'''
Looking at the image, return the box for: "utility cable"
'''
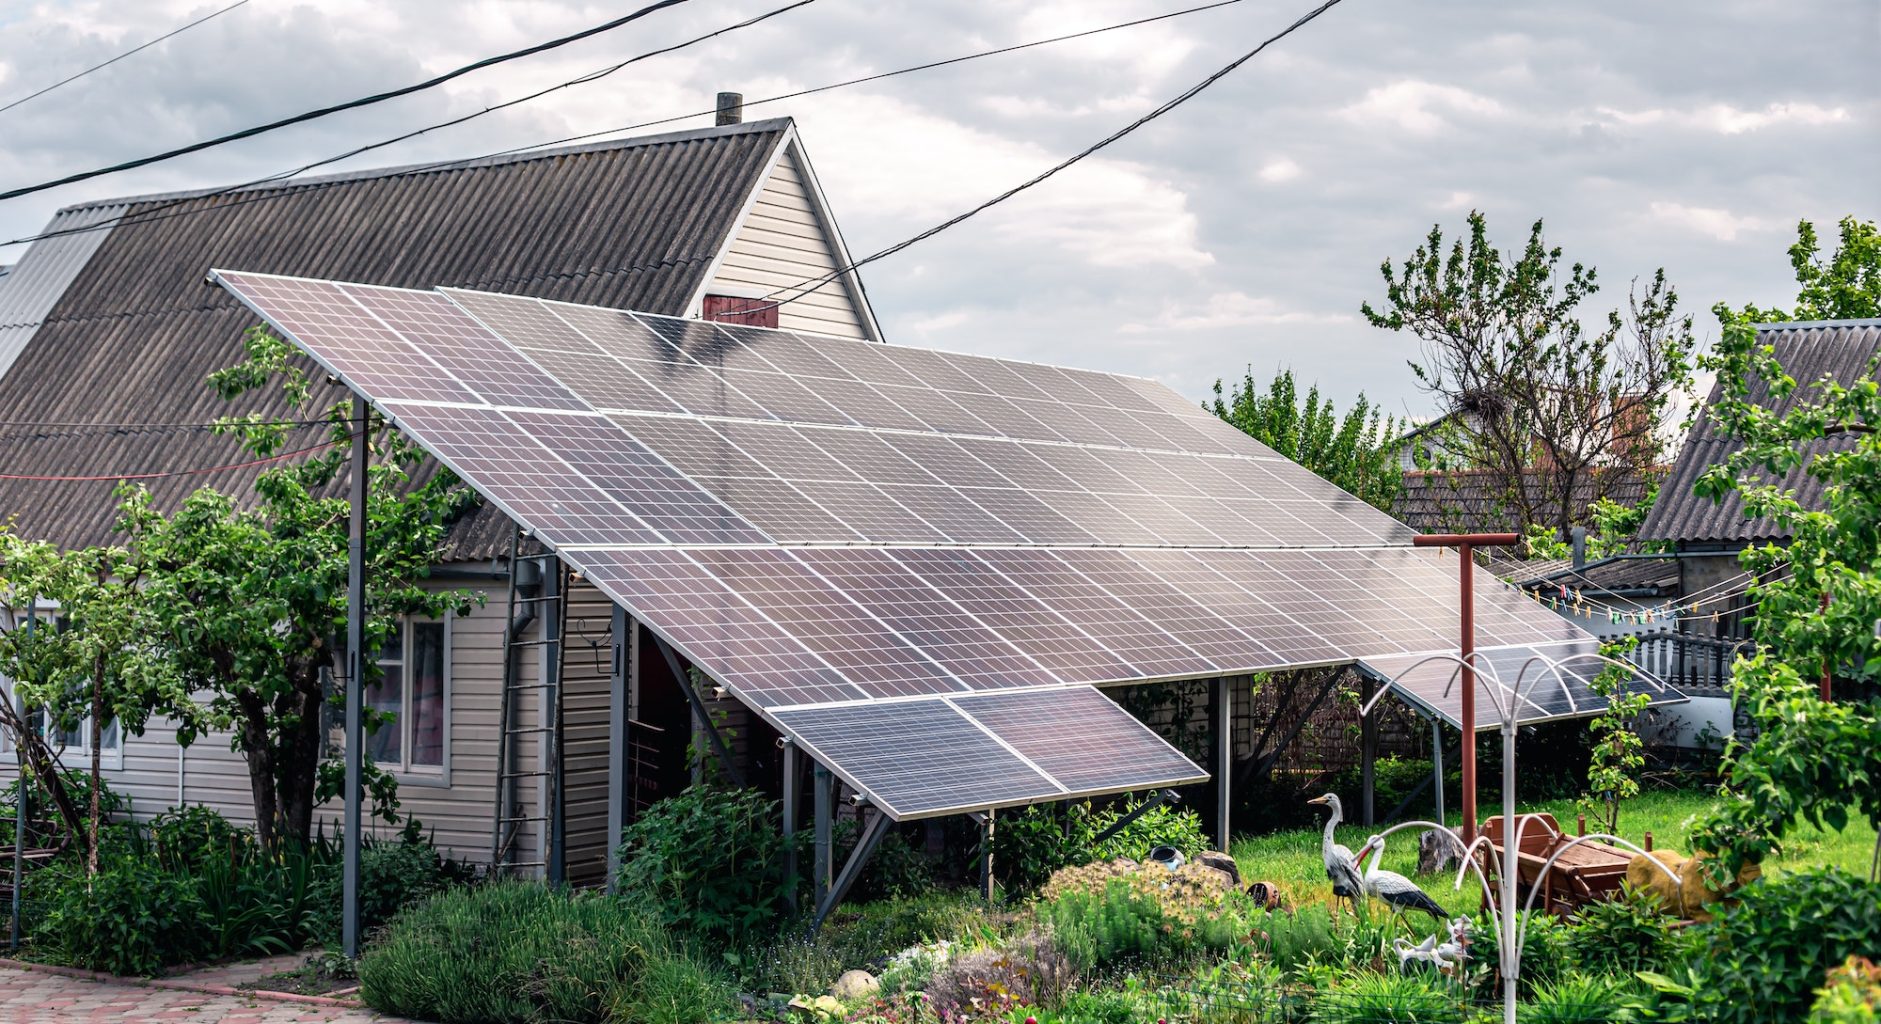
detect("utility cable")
[736,0,1349,316]
[0,0,253,117]
[3,0,1251,248]
[0,0,693,203]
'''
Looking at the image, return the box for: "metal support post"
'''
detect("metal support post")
[543,565,564,886]
[811,809,891,933]
[979,808,996,904]
[10,604,34,950]
[782,741,799,913]
[812,763,832,907]
[1213,677,1231,850]
[605,605,629,893]
[1360,675,1378,826]
[1432,721,1446,825]
[342,396,367,959]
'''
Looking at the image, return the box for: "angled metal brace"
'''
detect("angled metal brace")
[651,633,745,789]
[1236,669,1344,788]
[811,807,892,933]
[1092,788,1182,846]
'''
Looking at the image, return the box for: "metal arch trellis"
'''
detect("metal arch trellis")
[1355,648,1686,1024]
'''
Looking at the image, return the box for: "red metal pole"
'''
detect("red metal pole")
[1460,542,1476,844]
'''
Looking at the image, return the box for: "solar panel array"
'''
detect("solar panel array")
[213,270,1647,819]
[1357,640,1688,732]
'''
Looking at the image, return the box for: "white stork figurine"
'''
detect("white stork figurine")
[1357,832,1451,922]
[1306,793,1364,912]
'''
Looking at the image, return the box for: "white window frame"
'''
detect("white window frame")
[367,615,452,786]
[0,608,124,771]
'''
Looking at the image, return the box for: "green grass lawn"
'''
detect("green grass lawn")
[1230,788,1877,911]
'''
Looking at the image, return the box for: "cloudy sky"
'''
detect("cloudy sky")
[0,0,1875,418]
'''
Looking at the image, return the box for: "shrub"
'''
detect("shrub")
[1157,957,1289,1024]
[29,856,209,975]
[819,891,990,971]
[1566,884,1678,976]
[1244,905,1396,974]
[750,932,845,996]
[1516,974,1642,1024]
[309,828,463,947]
[878,940,955,995]
[991,795,1209,895]
[924,933,1076,1019]
[149,805,252,873]
[1310,969,1466,1024]
[1690,869,1881,1024]
[1811,957,1881,1024]
[615,785,793,944]
[357,881,732,1024]
[193,840,322,959]
[1041,862,1247,972]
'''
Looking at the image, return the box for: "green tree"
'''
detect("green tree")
[0,534,186,872]
[116,326,480,849]
[1728,216,1881,323]
[1688,312,1881,877]
[1362,211,1695,539]
[1208,367,1403,511]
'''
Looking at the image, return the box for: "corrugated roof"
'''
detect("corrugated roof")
[0,120,792,557]
[1639,320,1881,546]
[0,203,125,378]
[1395,466,1662,536]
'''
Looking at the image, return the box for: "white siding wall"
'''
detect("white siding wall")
[706,145,870,340]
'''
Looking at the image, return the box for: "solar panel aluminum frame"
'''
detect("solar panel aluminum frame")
[1353,640,1690,733]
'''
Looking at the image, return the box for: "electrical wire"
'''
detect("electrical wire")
[0,0,254,117]
[0,435,346,482]
[0,0,694,204]
[734,0,1349,317]
[3,0,1253,249]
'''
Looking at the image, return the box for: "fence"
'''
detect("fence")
[1627,630,1749,699]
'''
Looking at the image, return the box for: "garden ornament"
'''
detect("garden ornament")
[1147,845,1187,871]
[1356,833,1450,922]
[1306,793,1365,913]
[1356,648,1684,1024]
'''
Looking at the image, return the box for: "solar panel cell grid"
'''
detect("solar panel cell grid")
[691,474,864,543]
[970,549,1216,678]
[606,413,773,479]
[878,484,1024,544]
[711,421,861,482]
[1058,549,1278,668]
[786,479,949,543]
[219,273,481,405]
[716,368,857,425]
[959,488,1101,545]
[523,346,687,414]
[792,548,1060,689]
[878,434,1013,488]
[797,428,941,485]
[797,376,933,432]
[341,285,588,411]
[572,548,862,707]
[954,687,1206,794]
[873,384,998,435]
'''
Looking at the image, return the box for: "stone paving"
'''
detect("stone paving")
[0,965,412,1022]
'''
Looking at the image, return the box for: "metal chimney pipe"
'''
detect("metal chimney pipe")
[715,92,744,126]
[1571,526,1587,569]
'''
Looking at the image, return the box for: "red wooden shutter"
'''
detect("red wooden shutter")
[702,294,779,328]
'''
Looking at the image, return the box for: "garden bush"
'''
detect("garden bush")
[990,794,1208,895]
[747,890,988,995]
[150,805,253,873]
[614,785,793,945]
[924,931,1076,1020]
[1566,884,1680,976]
[29,856,209,975]
[1039,860,1247,971]
[193,840,322,959]
[357,881,733,1024]
[308,825,466,947]
[1243,905,1393,975]
[1810,957,1881,1023]
[1686,869,1881,1024]
[1516,974,1643,1024]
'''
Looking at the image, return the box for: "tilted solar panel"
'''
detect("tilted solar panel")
[212,269,1680,819]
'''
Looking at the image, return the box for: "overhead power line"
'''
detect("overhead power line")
[0,0,254,117]
[0,0,694,204]
[741,0,1350,317]
[4,0,1250,248]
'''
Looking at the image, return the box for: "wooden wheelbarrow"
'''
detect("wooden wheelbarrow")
[1478,813,1632,917]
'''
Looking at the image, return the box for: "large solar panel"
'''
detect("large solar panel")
[213,269,1681,819]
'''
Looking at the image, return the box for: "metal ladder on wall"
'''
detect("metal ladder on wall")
[490,530,568,879]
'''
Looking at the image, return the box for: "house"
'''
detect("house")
[0,114,882,883]
[1629,318,1881,744]
[1394,466,1661,538]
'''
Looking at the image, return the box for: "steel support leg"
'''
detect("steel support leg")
[1361,675,1378,826]
[979,808,996,904]
[812,764,832,907]
[605,605,629,893]
[342,395,367,959]
[782,742,799,913]
[1214,676,1232,850]
[811,809,891,933]
[1432,721,1446,824]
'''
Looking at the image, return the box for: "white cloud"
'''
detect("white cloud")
[1119,291,1352,333]
[1257,158,1301,183]
[1340,80,1506,135]
[1648,201,1775,241]
[1595,101,1851,135]
[1438,190,1475,210]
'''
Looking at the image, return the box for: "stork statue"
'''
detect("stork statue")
[1306,793,1364,912]
[1357,832,1451,923]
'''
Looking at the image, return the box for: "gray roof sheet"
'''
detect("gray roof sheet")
[0,120,790,558]
[1639,320,1881,546]
[1395,466,1661,535]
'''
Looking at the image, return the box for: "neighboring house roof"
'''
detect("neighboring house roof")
[1394,466,1662,536]
[0,118,881,559]
[1521,555,1681,598]
[1639,319,1881,547]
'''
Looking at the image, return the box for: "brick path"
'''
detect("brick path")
[0,965,413,1022]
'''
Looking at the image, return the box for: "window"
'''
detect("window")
[0,612,122,766]
[367,619,448,774]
